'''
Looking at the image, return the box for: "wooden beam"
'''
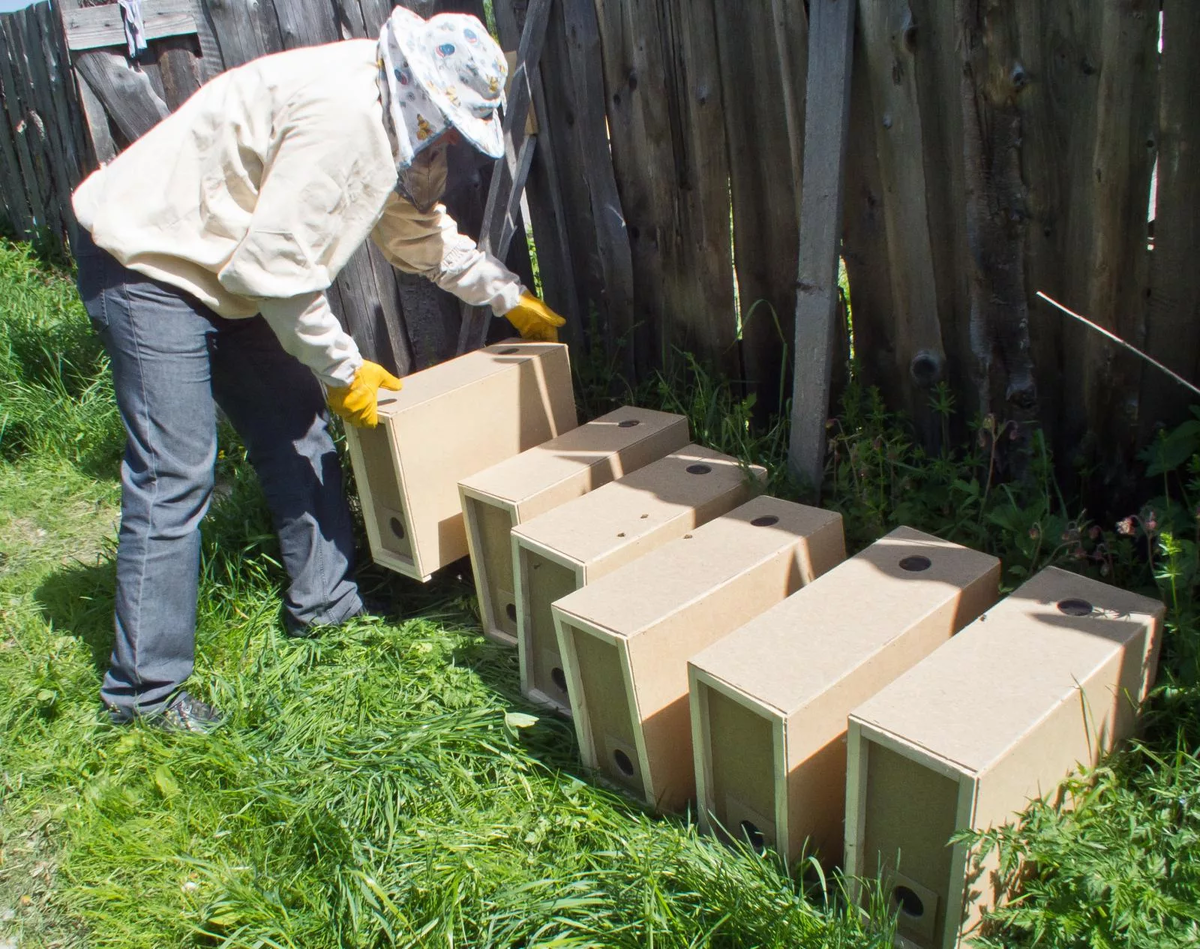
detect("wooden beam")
[64,0,197,52]
[73,49,170,143]
[456,0,552,354]
[787,0,855,494]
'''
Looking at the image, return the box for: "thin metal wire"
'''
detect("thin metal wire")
[1035,290,1200,400]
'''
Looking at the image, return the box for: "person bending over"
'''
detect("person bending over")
[72,8,563,732]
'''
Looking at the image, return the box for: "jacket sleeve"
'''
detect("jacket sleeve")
[216,88,394,385]
[258,291,363,388]
[369,192,524,316]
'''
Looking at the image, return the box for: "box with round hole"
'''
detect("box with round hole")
[458,407,690,646]
[844,566,1163,949]
[343,341,576,582]
[550,496,845,811]
[510,445,767,714]
[686,526,1000,867]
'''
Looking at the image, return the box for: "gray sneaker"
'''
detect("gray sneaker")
[108,691,225,734]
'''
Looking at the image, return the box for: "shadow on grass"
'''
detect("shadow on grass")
[34,558,115,675]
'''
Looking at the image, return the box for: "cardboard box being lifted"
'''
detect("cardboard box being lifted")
[459,407,690,646]
[845,566,1163,949]
[687,527,1000,866]
[511,445,767,714]
[552,496,845,811]
[344,342,576,582]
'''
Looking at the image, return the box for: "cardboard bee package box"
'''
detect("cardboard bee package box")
[551,496,845,811]
[688,527,1000,865]
[344,341,576,582]
[459,406,690,645]
[510,445,766,714]
[845,566,1163,949]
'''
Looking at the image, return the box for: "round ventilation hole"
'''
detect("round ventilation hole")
[1057,598,1094,616]
[740,820,766,852]
[389,517,406,540]
[686,464,712,475]
[613,748,635,777]
[505,603,517,623]
[551,667,569,694]
[751,515,780,527]
[899,555,931,572]
[893,885,925,919]
[496,347,521,355]
[618,419,641,428]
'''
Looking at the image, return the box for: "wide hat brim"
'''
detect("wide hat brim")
[391,8,506,159]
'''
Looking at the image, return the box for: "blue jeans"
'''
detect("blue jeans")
[76,235,362,715]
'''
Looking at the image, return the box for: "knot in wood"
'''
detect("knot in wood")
[909,349,944,388]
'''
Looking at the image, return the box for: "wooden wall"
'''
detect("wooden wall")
[1,0,1197,501]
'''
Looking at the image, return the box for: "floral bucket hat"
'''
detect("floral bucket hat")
[377,8,508,173]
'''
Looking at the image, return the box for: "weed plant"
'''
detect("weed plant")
[1,241,1198,946]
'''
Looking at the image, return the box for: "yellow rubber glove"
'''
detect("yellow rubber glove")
[504,293,567,343]
[326,361,404,428]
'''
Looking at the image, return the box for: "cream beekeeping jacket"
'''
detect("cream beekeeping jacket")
[72,39,523,387]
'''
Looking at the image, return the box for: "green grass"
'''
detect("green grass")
[0,241,894,947]
[2,237,1199,948]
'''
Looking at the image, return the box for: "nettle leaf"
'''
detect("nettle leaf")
[1140,420,1200,477]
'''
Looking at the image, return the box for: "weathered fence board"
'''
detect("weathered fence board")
[715,0,806,411]
[857,0,945,448]
[1078,0,1156,499]
[1140,1,1200,443]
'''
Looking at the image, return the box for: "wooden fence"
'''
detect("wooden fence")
[1,0,1197,505]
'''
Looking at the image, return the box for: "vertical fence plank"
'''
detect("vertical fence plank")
[1010,0,1098,474]
[857,0,946,449]
[15,8,71,239]
[0,19,31,234]
[0,19,47,234]
[841,9,895,415]
[273,0,340,48]
[595,0,736,378]
[1080,0,1157,501]
[524,0,633,367]
[206,0,284,67]
[559,0,634,366]
[715,0,806,416]
[1141,2,1200,440]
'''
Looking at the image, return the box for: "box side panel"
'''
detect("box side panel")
[467,496,520,644]
[352,423,416,567]
[524,552,582,711]
[624,548,804,812]
[784,725,848,867]
[394,347,575,578]
[861,739,964,949]
[568,624,642,793]
[703,684,779,852]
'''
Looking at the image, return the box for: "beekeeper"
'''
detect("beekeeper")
[71,7,564,732]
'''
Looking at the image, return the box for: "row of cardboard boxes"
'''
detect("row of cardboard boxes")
[343,342,1163,949]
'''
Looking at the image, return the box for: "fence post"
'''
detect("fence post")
[787,0,854,494]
